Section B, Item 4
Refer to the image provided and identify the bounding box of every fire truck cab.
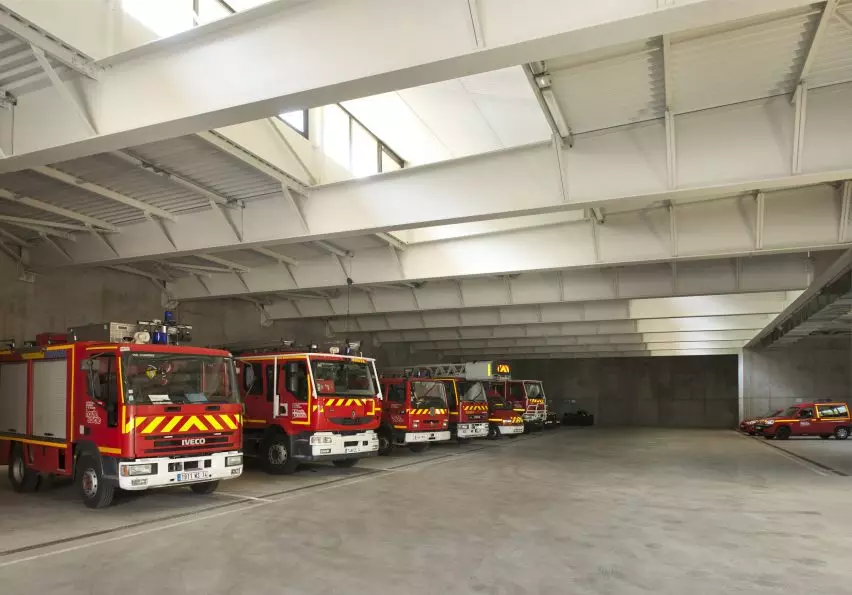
[235,348,381,473]
[377,376,451,454]
[490,379,548,432]
[0,321,244,509]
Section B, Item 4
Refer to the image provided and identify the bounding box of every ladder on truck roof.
[382,363,469,378]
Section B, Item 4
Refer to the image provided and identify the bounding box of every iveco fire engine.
[0,319,244,509]
[378,374,451,454]
[388,362,524,439]
[233,343,381,473]
[384,364,490,440]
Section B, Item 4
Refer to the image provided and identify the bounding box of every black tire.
[834,427,849,440]
[378,427,393,457]
[507,434,519,440]
[763,435,774,440]
[409,443,429,454]
[261,433,299,475]
[775,426,792,440]
[332,459,358,468]
[76,454,115,509]
[457,437,470,445]
[8,445,40,493]
[487,423,500,440]
[190,480,220,494]
[820,434,832,440]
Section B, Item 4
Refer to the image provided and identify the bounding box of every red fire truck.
[496,380,548,432]
[385,364,490,440]
[377,375,451,454]
[234,345,381,473]
[0,321,244,509]
[389,362,524,440]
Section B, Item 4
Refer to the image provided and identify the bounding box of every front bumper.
[117,451,242,491]
[499,424,525,435]
[299,431,378,460]
[456,423,489,438]
[403,430,451,443]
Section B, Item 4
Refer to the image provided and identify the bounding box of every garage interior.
[0,0,851,592]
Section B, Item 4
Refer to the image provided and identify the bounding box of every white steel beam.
[373,313,778,343]
[30,45,97,136]
[0,213,96,232]
[163,186,840,301]
[837,9,852,33]
[840,181,851,243]
[32,165,177,222]
[252,247,299,267]
[0,226,28,245]
[0,188,118,232]
[24,82,852,268]
[107,264,167,282]
[197,254,251,273]
[0,0,816,171]
[2,221,75,240]
[0,5,98,79]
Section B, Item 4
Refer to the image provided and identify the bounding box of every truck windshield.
[310,359,376,396]
[457,380,487,403]
[123,353,238,405]
[524,382,545,399]
[410,381,447,409]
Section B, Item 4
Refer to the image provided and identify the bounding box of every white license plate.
[177,471,211,482]
[344,446,359,454]
[427,433,437,440]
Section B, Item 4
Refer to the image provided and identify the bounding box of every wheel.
[190,480,220,494]
[457,437,470,444]
[8,445,40,493]
[820,434,832,440]
[332,459,358,468]
[507,434,519,440]
[261,434,299,474]
[409,443,429,454]
[763,435,774,440]
[834,427,849,440]
[775,426,791,440]
[487,423,500,440]
[378,427,392,456]
[76,454,115,509]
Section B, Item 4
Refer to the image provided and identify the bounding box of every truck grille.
[141,431,235,455]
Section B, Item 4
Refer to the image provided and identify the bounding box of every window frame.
[338,104,405,175]
[277,110,309,139]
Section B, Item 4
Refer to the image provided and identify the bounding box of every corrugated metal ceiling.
[807,1,852,89]
[548,42,664,134]
[130,135,282,203]
[671,7,820,114]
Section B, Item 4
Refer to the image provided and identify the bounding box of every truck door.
[278,360,309,421]
[793,405,815,435]
[385,382,405,426]
[240,361,267,423]
[508,381,525,413]
[80,351,121,451]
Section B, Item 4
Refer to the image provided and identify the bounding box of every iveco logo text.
[182,438,206,446]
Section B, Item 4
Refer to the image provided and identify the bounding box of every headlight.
[309,435,334,445]
[412,420,420,428]
[121,463,155,476]
[764,419,776,425]
[225,455,243,467]
[442,419,448,428]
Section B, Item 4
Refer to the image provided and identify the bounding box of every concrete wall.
[510,355,739,428]
[0,258,163,344]
[740,343,852,420]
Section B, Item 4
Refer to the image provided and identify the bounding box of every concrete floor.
[2,428,852,594]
